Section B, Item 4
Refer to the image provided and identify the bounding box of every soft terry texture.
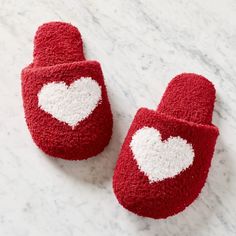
[21,22,112,160]
[38,77,102,128]
[113,73,219,219]
[130,126,195,183]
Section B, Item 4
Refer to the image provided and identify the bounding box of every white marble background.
[0,0,236,235]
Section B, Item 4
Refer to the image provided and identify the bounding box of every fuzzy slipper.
[113,73,219,219]
[21,22,113,160]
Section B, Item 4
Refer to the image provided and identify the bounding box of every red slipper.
[21,22,113,160]
[113,73,219,219]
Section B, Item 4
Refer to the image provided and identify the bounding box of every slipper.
[113,73,219,219]
[21,22,113,160]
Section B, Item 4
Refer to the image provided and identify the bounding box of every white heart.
[130,127,194,183]
[38,77,102,128]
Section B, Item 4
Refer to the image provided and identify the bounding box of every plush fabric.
[38,77,102,127]
[130,127,195,183]
[21,22,112,160]
[113,73,219,219]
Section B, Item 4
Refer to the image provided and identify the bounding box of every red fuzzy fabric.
[113,73,219,219]
[21,22,112,160]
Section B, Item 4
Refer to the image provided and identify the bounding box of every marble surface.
[0,0,236,235]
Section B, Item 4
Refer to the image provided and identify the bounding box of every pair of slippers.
[21,22,219,219]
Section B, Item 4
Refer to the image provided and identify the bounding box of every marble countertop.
[0,0,236,235]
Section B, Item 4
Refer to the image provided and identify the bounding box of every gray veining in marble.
[0,0,236,235]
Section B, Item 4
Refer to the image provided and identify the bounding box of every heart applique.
[130,127,194,183]
[38,77,102,128]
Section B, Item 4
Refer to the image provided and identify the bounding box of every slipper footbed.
[157,73,216,124]
[33,22,85,67]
